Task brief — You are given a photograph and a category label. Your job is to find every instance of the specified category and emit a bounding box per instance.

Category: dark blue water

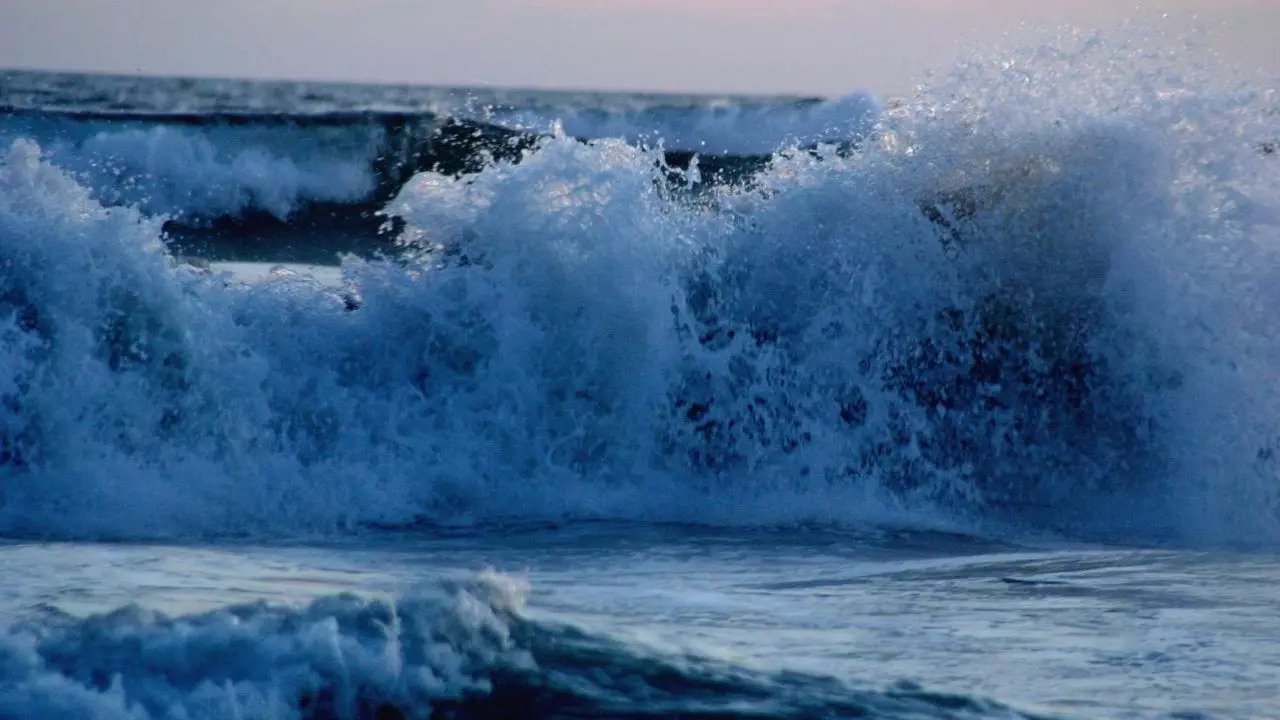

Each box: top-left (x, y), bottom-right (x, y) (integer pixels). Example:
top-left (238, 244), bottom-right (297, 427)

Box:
top-left (1, 28), bottom-right (1279, 719)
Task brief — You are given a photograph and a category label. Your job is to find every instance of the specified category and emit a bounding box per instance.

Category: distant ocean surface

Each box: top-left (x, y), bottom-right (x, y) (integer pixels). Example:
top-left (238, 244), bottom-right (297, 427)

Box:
top-left (1, 27), bottom-right (1279, 720)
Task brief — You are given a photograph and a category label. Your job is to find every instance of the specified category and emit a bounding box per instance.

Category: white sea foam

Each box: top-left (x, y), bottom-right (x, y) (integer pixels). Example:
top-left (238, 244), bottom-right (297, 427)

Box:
top-left (0, 572), bottom-right (530, 720)
top-left (0, 563), bottom-right (1048, 720)
top-left (0, 30), bottom-right (1276, 545)
top-left (0, 119), bottom-right (379, 220)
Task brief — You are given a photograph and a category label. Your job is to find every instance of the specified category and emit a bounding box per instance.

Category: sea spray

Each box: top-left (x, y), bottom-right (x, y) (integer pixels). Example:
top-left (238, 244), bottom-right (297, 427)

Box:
top-left (0, 30), bottom-right (1276, 544)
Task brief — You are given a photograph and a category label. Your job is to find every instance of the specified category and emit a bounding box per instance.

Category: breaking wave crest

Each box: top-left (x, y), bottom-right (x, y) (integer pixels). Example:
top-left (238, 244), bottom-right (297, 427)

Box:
top-left (0, 94), bottom-right (875, 226)
top-left (0, 571), bottom-right (1037, 720)
top-left (0, 31), bottom-right (1277, 546)
top-left (0, 109), bottom-right (395, 221)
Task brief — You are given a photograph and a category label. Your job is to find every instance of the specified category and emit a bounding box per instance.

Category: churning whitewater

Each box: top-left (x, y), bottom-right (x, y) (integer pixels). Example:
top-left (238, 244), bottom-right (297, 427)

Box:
top-left (2, 26), bottom-right (1280, 720)
top-left (1, 32), bottom-right (1279, 545)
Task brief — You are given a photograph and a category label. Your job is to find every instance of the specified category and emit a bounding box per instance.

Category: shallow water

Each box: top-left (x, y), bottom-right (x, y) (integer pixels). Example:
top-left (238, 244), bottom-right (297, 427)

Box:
top-left (2, 527), bottom-right (1277, 719)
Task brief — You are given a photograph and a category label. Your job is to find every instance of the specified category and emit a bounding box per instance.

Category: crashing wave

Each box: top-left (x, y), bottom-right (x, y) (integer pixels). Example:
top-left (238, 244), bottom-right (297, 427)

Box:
top-left (0, 31), bottom-right (1277, 544)
top-left (0, 571), bottom-right (1037, 720)
top-left (0, 105), bottom-right (799, 266)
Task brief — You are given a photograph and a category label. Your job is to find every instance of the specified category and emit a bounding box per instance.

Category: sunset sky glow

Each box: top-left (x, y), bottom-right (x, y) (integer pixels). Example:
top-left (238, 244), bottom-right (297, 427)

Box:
top-left (2, 1), bottom-right (1277, 96)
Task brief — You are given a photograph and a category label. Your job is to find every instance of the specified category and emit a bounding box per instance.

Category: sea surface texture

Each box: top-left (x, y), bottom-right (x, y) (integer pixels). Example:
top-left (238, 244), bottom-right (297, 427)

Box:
top-left (1, 27), bottom-right (1279, 720)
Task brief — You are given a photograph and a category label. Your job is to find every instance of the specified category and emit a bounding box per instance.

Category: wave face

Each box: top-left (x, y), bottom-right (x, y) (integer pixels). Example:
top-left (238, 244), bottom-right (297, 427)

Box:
top-left (0, 77), bottom-right (837, 227)
top-left (0, 110), bottom-right (389, 221)
top-left (0, 105), bottom-right (807, 230)
top-left (0, 32), bottom-right (1278, 544)
top-left (0, 571), bottom-right (1034, 720)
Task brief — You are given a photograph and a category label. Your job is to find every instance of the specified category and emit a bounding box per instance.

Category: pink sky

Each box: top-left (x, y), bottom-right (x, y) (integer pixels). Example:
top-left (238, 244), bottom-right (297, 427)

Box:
top-left (2, 0), bottom-right (1277, 96)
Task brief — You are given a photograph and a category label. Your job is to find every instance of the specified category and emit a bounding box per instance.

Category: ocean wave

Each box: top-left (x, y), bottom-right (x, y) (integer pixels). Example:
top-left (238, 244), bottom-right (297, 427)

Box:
top-left (0, 107), bottom-right (402, 221)
top-left (482, 91), bottom-right (882, 155)
top-left (0, 31), bottom-right (1277, 545)
top-left (0, 106), bottom-right (794, 231)
top-left (0, 571), bottom-right (1035, 720)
